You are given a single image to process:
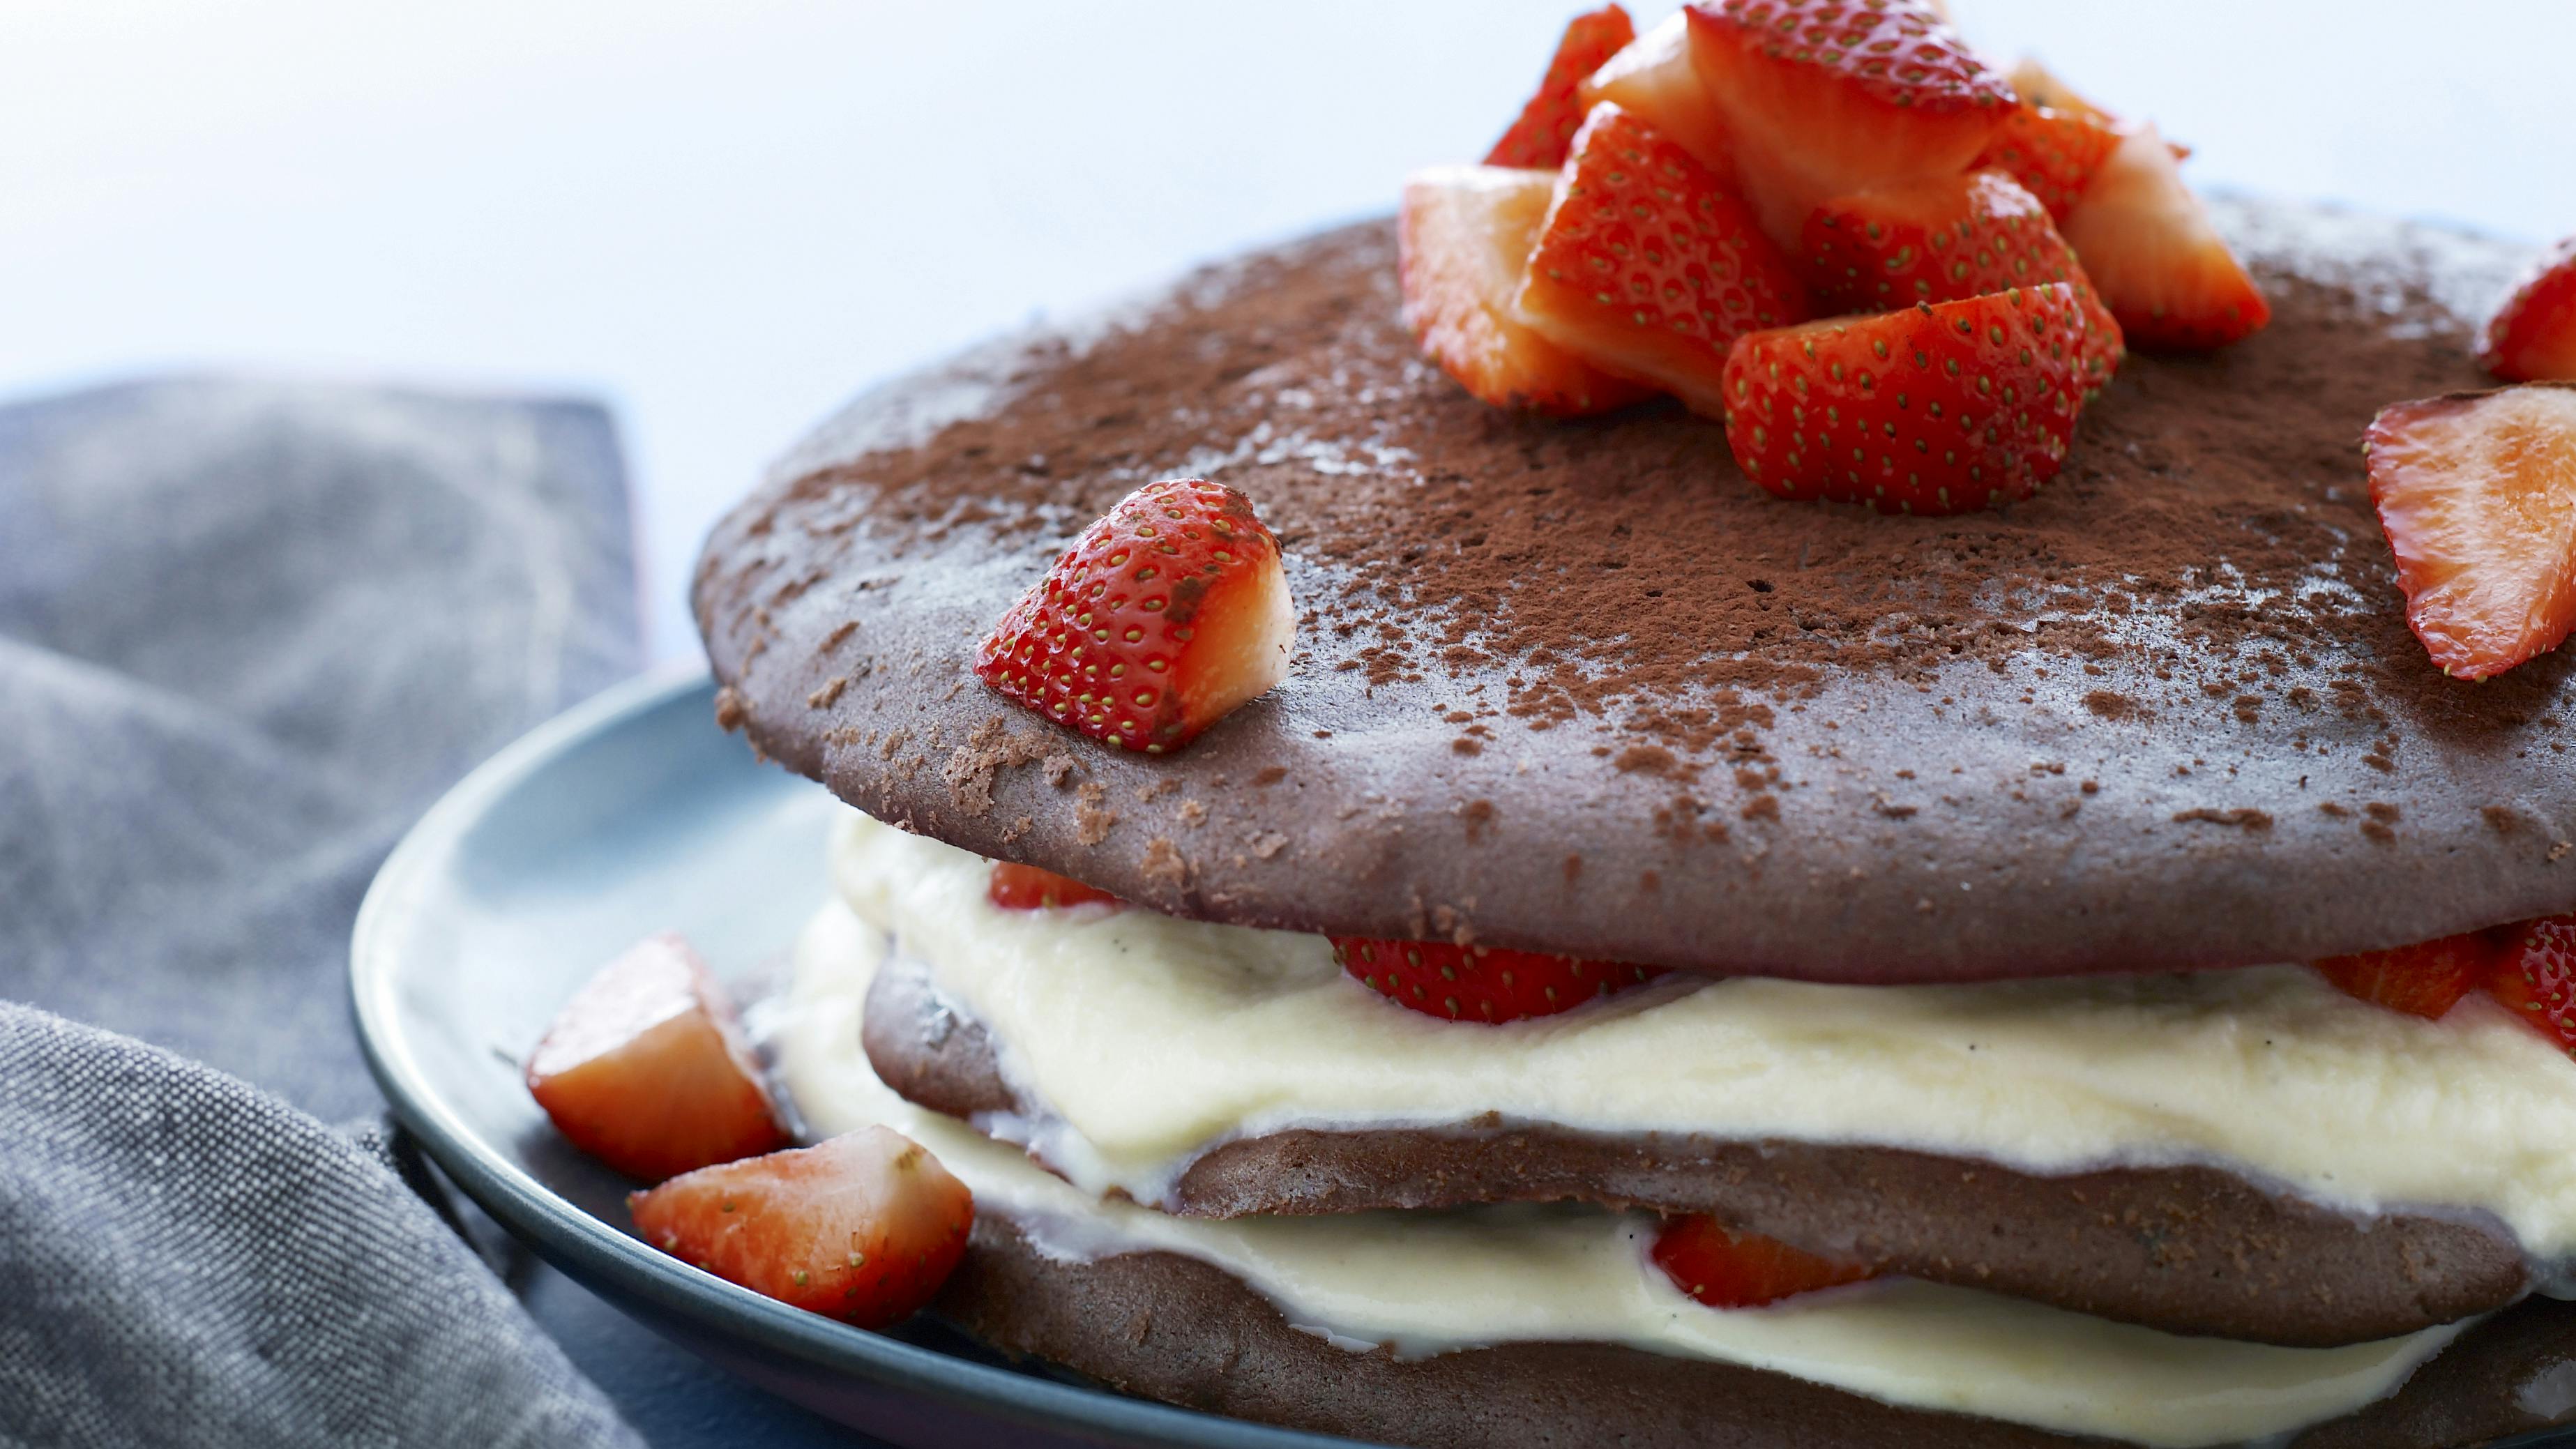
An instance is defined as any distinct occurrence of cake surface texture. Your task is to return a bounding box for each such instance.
[695,199,2576,982]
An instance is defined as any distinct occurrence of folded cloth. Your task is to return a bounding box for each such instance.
[0,377,644,1448]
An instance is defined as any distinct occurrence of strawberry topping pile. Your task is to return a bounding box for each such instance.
[1335,936,1665,1024]
[1397,0,2271,521]
[974,477,1294,752]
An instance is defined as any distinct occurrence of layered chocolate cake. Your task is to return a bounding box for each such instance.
[667,4,2576,1445]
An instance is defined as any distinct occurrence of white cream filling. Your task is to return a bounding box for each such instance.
[780,895,2460,1447]
[825,808,2576,1260]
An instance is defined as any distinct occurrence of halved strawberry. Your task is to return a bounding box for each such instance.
[988,860,1121,911]
[1485,5,1637,169]
[1970,105,2119,222]
[974,478,1293,752]
[2005,56,2117,128]
[2312,931,2499,1019]
[2059,124,2268,351]
[1333,936,1665,1024]
[1722,284,2089,514]
[2365,384,2576,681]
[2485,916,2576,1055]
[1651,1214,1876,1308]
[1515,104,1811,419]
[2479,236,2576,384]
[1801,169,2124,393]
[630,1126,973,1329]
[1400,166,1655,417]
[1576,13,1737,183]
[525,933,789,1182]
[1684,0,2015,246]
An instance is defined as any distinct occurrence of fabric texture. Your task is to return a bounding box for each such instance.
[0,377,645,1448]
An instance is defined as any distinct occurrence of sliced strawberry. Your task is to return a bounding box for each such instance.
[2312,931,2499,1019]
[2059,124,2268,351]
[1652,1214,1876,1308]
[1333,936,1665,1024]
[524,933,789,1182]
[1485,5,1637,169]
[2479,236,2576,384]
[1801,169,2124,393]
[1722,284,2089,514]
[987,860,1121,911]
[974,478,1293,753]
[1683,0,2015,246]
[1576,13,1738,183]
[2365,384,2576,681]
[1400,165,1656,417]
[1970,105,2119,222]
[1515,104,1811,418]
[2487,916,2576,1055]
[630,1126,973,1329]
[2005,56,2118,128]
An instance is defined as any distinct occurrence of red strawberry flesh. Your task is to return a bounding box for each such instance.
[1800,169,2124,393]
[1721,283,2090,514]
[1970,105,2119,223]
[1515,103,1812,418]
[1685,0,2013,245]
[2059,124,2268,351]
[525,933,789,1182]
[1335,936,1666,1024]
[974,478,1293,752]
[2487,916,2576,1056]
[988,861,1122,911]
[1485,5,1637,169]
[2365,384,2576,681]
[1400,165,1654,417]
[2312,932,2498,1019]
[2480,236,2576,384]
[1652,1214,1877,1308]
[629,1125,973,1329]
[1577,13,1738,183]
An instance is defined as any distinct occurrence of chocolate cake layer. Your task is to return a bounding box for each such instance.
[695,200,2576,982]
[863,953,2526,1346]
[937,1213,2576,1449]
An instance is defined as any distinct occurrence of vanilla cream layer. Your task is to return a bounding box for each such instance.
[780,897,2457,1446]
[828,807,2576,1257]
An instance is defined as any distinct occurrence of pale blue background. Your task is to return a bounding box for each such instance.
[4,0,2572,665]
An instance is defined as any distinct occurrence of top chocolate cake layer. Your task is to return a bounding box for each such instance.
[694,200,2576,982]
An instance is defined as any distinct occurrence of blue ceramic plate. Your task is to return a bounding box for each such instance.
[351,667,2576,1449]
[349,667,1358,1449]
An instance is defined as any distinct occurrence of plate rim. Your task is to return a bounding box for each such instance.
[348,664,1365,1449]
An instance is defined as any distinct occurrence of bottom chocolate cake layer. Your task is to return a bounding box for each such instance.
[937,1215,2576,1449]
[865,955,2527,1346]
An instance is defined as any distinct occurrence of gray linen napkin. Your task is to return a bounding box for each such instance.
[0,377,644,1448]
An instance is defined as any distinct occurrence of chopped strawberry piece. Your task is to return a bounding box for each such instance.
[1801,169,2124,394]
[630,1126,973,1329]
[1652,1214,1876,1308]
[2313,931,2499,1019]
[1400,166,1655,417]
[1722,283,2090,514]
[2479,236,2576,384]
[2059,124,2268,351]
[1333,936,1665,1024]
[525,933,789,1182]
[1485,5,1637,169]
[2004,56,2118,128]
[2487,916,2576,1055]
[987,860,1121,911]
[1970,105,2120,222]
[1515,105,1811,418]
[974,478,1294,752]
[1576,13,1738,183]
[1684,0,2015,245]
[2365,384,2576,680]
